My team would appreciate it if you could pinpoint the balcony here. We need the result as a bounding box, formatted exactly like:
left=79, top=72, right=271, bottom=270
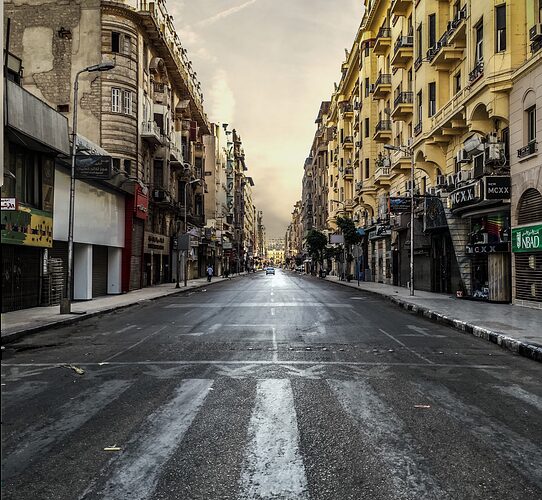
left=374, top=166, right=392, bottom=185
left=517, top=141, right=538, bottom=159
left=373, top=74, right=392, bottom=99
left=152, top=188, right=172, bottom=206
left=390, top=0, right=410, bottom=17
left=447, top=5, right=467, bottom=47
left=141, top=121, right=164, bottom=145
left=391, top=149, right=411, bottom=172
left=152, top=81, right=168, bottom=104
left=340, top=103, right=354, bottom=119
left=373, top=120, right=392, bottom=143
left=468, top=60, right=484, bottom=86
left=343, top=136, right=354, bottom=149
left=373, top=27, right=392, bottom=55
left=427, top=32, right=464, bottom=71
left=170, top=142, right=183, bottom=165
left=391, top=91, right=413, bottom=120
left=391, top=36, right=413, bottom=69
left=344, top=167, right=354, bottom=179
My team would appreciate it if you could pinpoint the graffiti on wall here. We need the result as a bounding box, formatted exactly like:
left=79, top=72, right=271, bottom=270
left=1, top=204, right=53, bottom=247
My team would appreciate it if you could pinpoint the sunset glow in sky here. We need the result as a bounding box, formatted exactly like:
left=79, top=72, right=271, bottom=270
left=170, top=0, right=362, bottom=237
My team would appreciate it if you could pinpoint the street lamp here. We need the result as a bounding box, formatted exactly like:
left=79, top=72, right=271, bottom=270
left=180, top=178, right=201, bottom=287
left=60, top=61, right=115, bottom=314
left=384, top=142, right=415, bottom=296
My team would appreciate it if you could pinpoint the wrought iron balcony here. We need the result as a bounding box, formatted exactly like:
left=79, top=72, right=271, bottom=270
left=517, top=141, right=538, bottom=159
left=374, top=27, right=392, bottom=55
left=141, top=121, right=164, bottom=145
left=373, top=73, right=392, bottom=99
left=468, top=60, right=484, bottom=85
left=374, top=120, right=392, bottom=143
left=391, top=91, right=413, bottom=120
left=392, top=36, right=414, bottom=68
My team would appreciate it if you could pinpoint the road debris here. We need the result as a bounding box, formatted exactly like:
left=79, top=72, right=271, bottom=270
left=63, top=364, right=85, bottom=375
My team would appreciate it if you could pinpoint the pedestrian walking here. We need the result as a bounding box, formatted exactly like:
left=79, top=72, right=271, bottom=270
left=206, top=265, right=213, bottom=282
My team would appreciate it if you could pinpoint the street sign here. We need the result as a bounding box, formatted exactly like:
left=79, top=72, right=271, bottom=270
left=74, top=155, right=113, bottom=180
left=178, top=234, right=191, bottom=251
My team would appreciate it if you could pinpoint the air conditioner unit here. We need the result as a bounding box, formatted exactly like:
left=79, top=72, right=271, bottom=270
left=456, top=171, right=471, bottom=184
left=446, top=174, right=456, bottom=188
left=426, top=187, right=438, bottom=196
left=382, top=157, right=391, bottom=167
left=530, top=24, right=542, bottom=41
left=456, top=149, right=470, bottom=163
left=436, top=175, right=446, bottom=187
left=486, top=143, right=503, bottom=162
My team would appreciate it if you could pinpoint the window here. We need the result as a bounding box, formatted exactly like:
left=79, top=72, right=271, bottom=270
left=5, top=146, right=42, bottom=208
left=111, top=32, right=120, bottom=53
left=124, top=35, right=131, bottom=55
left=340, top=128, right=344, bottom=143
left=365, top=118, right=370, bottom=138
left=153, top=160, right=164, bottom=188
left=421, top=177, right=427, bottom=194
left=365, top=77, right=370, bottom=97
left=123, top=159, right=132, bottom=177
left=527, top=106, right=537, bottom=143
left=123, top=90, right=132, bottom=115
left=495, top=5, right=506, bottom=52
left=501, top=127, right=510, bottom=165
left=428, top=14, right=436, bottom=48
left=111, top=88, right=121, bottom=113
left=428, top=82, right=436, bottom=117
left=365, top=158, right=370, bottom=179
left=407, top=69, right=413, bottom=91
left=475, top=20, right=484, bottom=62
left=112, top=158, right=121, bottom=172
left=417, top=91, right=423, bottom=124
left=454, top=71, right=461, bottom=93
left=57, top=104, right=69, bottom=113
left=416, top=24, right=423, bottom=59
left=143, top=42, right=148, bottom=73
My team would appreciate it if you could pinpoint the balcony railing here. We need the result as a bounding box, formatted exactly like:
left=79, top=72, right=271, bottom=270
left=153, top=81, right=166, bottom=93
left=375, top=120, right=392, bottom=132
left=374, top=166, right=391, bottom=180
left=517, top=141, right=538, bottom=158
left=344, top=167, right=354, bottom=176
left=377, top=27, right=391, bottom=40
left=343, top=135, right=354, bottom=145
left=394, top=91, right=413, bottom=108
left=394, top=35, right=413, bottom=54
left=375, top=73, right=392, bottom=86
left=468, top=60, right=484, bottom=85
left=141, top=120, right=164, bottom=144
left=414, top=55, right=422, bottom=70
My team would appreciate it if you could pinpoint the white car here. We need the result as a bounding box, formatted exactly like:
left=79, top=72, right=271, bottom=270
left=266, top=266, right=275, bottom=275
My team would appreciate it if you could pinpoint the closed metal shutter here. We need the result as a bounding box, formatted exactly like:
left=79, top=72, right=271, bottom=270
left=517, top=189, right=542, bottom=225
left=92, top=245, right=108, bottom=297
left=1, top=245, right=41, bottom=312
left=49, top=241, right=69, bottom=294
left=515, top=253, right=542, bottom=303
left=130, top=219, right=144, bottom=290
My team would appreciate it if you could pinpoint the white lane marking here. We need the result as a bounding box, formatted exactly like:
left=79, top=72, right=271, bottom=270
left=422, top=383, right=542, bottom=490
left=101, top=326, right=167, bottom=363
left=406, top=325, right=431, bottom=336
left=379, top=329, right=435, bottom=365
left=271, top=308, right=275, bottom=316
left=272, top=327, right=278, bottom=363
left=165, top=303, right=352, bottom=308
left=208, top=323, right=222, bottom=334
left=494, top=384, right=542, bottom=412
left=115, top=325, right=137, bottom=334
left=240, top=379, right=309, bottom=499
left=270, top=291, right=274, bottom=296
left=224, top=324, right=276, bottom=327
left=3, top=380, right=131, bottom=480
left=179, top=332, right=205, bottom=337
left=329, top=380, right=450, bottom=499
left=86, top=379, right=213, bottom=500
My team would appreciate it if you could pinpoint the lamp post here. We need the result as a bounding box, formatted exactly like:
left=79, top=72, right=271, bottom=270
left=182, top=178, right=201, bottom=287
left=384, top=142, right=415, bottom=296
left=60, top=61, right=115, bottom=314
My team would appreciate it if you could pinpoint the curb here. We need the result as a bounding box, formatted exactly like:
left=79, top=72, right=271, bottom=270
left=0, top=277, right=237, bottom=345
left=323, top=277, right=542, bottom=363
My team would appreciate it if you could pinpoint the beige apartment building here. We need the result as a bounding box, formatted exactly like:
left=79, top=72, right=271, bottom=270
left=297, top=0, right=541, bottom=302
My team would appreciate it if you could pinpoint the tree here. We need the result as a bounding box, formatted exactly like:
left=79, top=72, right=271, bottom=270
left=335, top=216, right=362, bottom=246
left=305, top=229, right=328, bottom=265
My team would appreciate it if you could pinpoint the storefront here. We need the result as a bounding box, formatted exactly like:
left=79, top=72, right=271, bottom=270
left=512, top=222, right=542, bottom=304
left=143, top=231, right=170, bottom=285
left=450, top=175, right=511, bottom=302
left=367, top=223, right=392, bottom=284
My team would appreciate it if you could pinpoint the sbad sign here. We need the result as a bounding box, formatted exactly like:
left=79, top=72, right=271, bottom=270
left=512, top=224, right=542, bottom=253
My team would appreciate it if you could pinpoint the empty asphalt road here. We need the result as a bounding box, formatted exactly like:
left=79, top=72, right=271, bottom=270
left=2, top=270, right=542, bottom=499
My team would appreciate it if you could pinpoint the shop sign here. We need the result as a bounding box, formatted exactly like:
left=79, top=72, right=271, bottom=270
left=1, top=205, right=53, bottom=247
left=484, top=176, right=511, bottom=200
left=466, top=242, right=510, bottom=254
left=512, top=224, right=542, bottom=253
left=75, top=155, right=113, bottom=180
left=144, top=232, right=170, bottom=255
left=134, top=186, right=149, bottom=220
left=450, top=181, right=480, bottom=211
left=424, top=196, right=447, bottom=231
left=1, top=198, right=17, bottom=210
left=329, top=234, right=344, bottom=244
left=389, top=197, right=410, bottom=213
left=223, top=242, right=233, bottom=249
left=369, top=225, right=391, bottom=240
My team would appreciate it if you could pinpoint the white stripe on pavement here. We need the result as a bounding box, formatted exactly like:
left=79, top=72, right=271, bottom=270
left=3, top=380, right=131, bottom=480
left=165, top=302, right=352, bottom=308
left=494, top=384, right=542, bottom=412
left=329, top=379, right=450, bottom=499
left=240, top=379, right=309, bottom=499
left=86, top=379, right=213, bottom=500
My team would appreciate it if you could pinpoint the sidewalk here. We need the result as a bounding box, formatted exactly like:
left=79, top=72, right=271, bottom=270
left=324, top=275, right=542, bottom=362
left=1, top=275, right=236, bottom=344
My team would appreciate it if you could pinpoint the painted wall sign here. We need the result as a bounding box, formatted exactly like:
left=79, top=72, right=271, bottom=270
left=484, top=176, right=511, bottom=200
left=389, top=197, right=410, bottom=213
left=512, top=224, right=542, bottom=252
left=1, top=205, right=53, bottom=247
left=134, top=185, right=149, bottom=220
left=1, top=198, right=18, bottom=210
left=144, top=232, right=170, bottom=255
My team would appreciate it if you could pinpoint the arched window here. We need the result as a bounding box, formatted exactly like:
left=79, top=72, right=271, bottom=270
left=517, top=188, right=542, bottom=225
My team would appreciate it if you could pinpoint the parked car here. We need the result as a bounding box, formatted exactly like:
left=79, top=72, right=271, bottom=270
left=266, top=266, right=275, bottom=275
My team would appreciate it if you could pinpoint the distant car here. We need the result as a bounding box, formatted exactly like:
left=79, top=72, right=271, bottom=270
left=266, top=266, right=275, bottom=275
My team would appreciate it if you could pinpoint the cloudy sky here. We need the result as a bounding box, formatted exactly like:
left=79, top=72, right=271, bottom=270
left=169, top=0, right=362, bottom=238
